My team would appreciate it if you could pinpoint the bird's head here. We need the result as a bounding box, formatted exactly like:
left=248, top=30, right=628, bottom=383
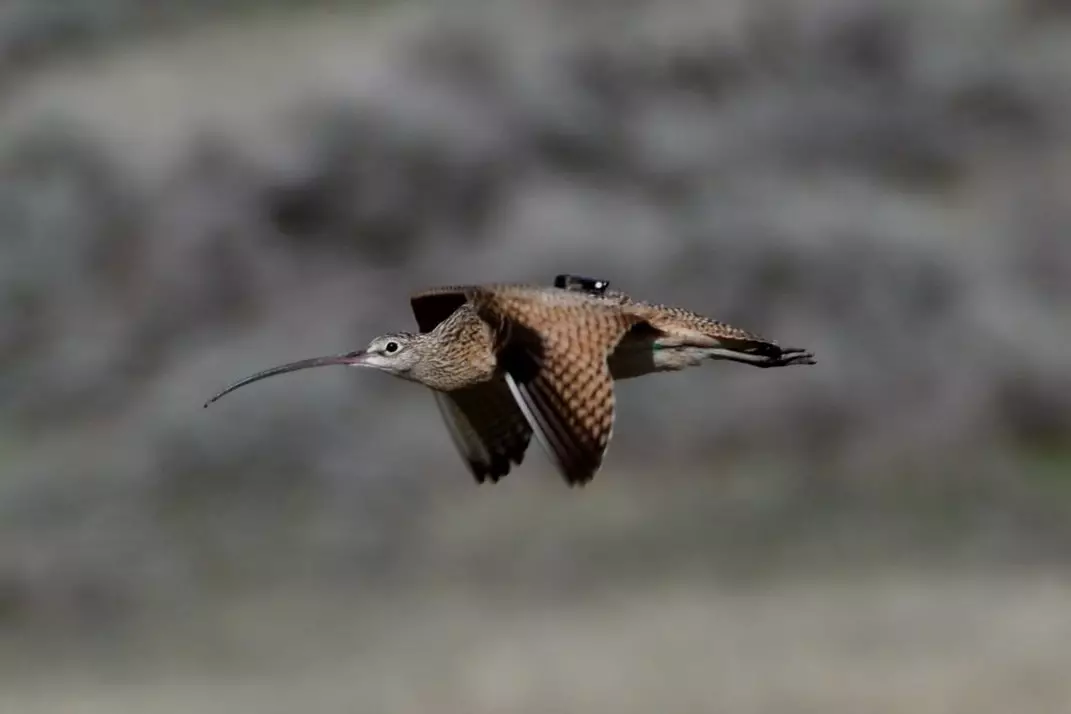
left=353, top=332, right=421, bottom=374
left=204, top=331, right=422, bottom=407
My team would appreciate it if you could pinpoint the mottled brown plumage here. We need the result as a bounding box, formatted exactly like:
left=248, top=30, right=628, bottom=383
left=205, top=277, right=815, bottom=486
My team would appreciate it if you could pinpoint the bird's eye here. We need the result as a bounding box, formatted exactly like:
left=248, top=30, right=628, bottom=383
left=384, top=341, right=399, bottom=354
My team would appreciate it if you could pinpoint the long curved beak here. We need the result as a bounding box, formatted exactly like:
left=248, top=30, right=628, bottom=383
left=204, top=351, right=367, bottom=407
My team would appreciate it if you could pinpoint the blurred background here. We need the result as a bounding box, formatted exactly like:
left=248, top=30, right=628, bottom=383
left=2, top=0, right=1070, bottom=711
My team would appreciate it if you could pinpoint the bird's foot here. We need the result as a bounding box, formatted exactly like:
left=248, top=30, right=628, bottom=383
left=764, top=347, right=816, bottom=367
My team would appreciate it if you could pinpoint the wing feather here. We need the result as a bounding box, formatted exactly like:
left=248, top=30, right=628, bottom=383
left=433, top=381, right=531, bottom=483
left=466, top=287, right=641, bottom=485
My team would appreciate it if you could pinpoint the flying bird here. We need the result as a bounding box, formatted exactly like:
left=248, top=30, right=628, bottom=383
left=205, top=275, right=815, bottom=485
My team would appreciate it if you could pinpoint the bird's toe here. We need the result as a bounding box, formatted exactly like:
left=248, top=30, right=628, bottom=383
left=779, top=347, right=816, bottom=366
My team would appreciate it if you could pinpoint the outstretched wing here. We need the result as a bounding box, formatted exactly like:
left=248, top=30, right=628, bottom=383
left=433, top=381, right=532, bottom=484
left=464, top=285, right=644, bottom=485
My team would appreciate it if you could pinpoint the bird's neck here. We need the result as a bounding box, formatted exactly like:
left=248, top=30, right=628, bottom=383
left=408, top=313, right=498, bottom=392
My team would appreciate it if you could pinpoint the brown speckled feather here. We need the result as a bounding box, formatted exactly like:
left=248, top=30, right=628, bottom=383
left=427, top=285, right=644, bottom=485
left=410, top=292, right=532, bottom=483
left=583, top=286, right=778, bottom=344
left=628, top=302, right=783, bottom=351
left=575, top=287, right=813, bottom=369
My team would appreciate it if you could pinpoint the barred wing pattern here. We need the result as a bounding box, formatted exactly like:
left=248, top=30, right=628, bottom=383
left=465, top=286, right=644, bottom=485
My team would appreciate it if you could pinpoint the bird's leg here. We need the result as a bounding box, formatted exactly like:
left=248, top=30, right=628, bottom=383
left=705, top=346, right=816, bottom=368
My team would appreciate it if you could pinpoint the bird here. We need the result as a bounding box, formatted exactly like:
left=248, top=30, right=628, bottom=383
left=204, top=276, right=815, bottom=486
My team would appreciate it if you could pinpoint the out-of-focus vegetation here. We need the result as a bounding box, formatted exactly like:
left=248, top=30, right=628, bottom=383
left=0, top=0, right=366, bottom=75
left=1, top=0, right=1070, bottom=711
